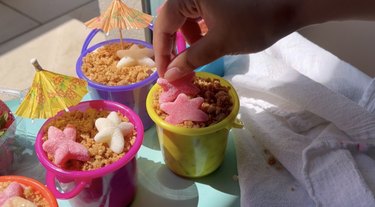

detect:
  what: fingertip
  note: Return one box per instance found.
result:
[153,0,187,79]
[167,31,225,78]
[155,54,170,78]
[164,67,189,82]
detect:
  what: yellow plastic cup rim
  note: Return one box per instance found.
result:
[146,72,240,136]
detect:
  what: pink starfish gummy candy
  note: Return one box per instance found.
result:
[157,72,200,103]
[42,125,90,166]
[0,182,24,206]
[160,93,208,124]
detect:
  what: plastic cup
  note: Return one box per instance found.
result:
[35,100,144,207]
[146,72,242,178]
[0,122,15,175]
[0,96,16,175]
[76,29,157,130]
[0,175,58,207]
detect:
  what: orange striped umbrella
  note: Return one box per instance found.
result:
[85,0,153,48]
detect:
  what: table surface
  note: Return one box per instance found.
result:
[5,97,240,207]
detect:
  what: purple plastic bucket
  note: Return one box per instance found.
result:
[76,29,157,130]
[35,100,144,207]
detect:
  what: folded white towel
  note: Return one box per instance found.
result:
[224,32,375,207]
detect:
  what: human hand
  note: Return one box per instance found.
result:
[153,0,302,81]
[153,0,375,82]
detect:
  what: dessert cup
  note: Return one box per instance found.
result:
[0,97,16,175]
[0,175,58,207]
[76,29,157,130]
[0,122,15,174]
[35,100,144,207]
[146,72,242,178]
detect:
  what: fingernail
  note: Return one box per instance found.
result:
[164,67,184,82]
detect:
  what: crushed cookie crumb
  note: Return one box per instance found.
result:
[267,156,277,166]
[43,109,136,171]
[264,149,283,171]
[81,42,155,86]
[153,76,233,128]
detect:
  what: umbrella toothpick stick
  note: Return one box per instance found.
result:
[119,28,124,49]
[84,0,153,50]
[30,58,43,71]
[16,58,88,119]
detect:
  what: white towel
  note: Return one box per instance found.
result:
[224,32,375,207]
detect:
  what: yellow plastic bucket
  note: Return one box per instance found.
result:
[146,72,242,178]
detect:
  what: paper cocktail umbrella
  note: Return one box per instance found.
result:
[85,0,153,48]
[15,59,88,119]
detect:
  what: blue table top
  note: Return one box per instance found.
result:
[5,95,240,207]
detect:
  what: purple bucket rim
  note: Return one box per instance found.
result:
[76,38,158,92]
[35,100,144,179]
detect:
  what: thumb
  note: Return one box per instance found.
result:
[164,30,226,82]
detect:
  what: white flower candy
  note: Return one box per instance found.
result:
[94,111,134,154]
[116,44,155,68]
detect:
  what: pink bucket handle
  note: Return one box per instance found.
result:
[46,171,88,199]
[147,23,186,53]
[176,31,186,54]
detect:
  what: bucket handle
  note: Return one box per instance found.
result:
[81,29,100,55]
[176,31,186,54]
[46,171,88,199]
[81,25,155,55]
[229,118,244,129]
[148,23,185,53]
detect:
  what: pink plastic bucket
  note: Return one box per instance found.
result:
[35,100,144,207]
[76,29,157,130]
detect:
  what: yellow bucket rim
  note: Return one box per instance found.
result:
[146,72,240,136]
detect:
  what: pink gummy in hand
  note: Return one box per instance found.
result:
[157,72,200,103]
[0,182,24,206]
[160,93,208,124]
[42,125,90,166]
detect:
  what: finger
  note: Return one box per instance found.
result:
[198,19,208,35]
[164,29,226,82]
[154,32,176,78]
[153,1,187,78]
[180,18,204,45]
